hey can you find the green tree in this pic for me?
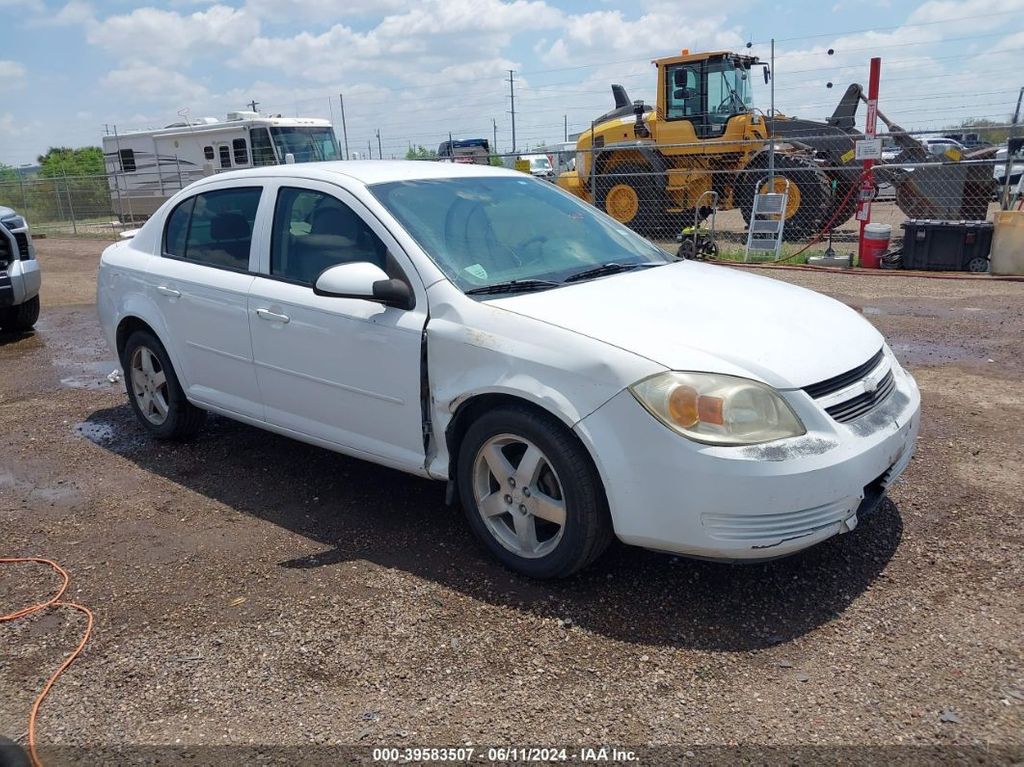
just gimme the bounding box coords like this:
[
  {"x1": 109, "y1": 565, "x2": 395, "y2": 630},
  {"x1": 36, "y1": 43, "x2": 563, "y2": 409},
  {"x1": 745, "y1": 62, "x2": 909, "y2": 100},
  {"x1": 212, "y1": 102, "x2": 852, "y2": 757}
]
[
  {"x1": 36, "y1": 146, "x2": 105, "y2": 178},
  {"x1": 405, "y1": 144, "x2": 437, "y2": 160},
  {"x1": 945, "y1": 118, "x2": 1012, "y2": 145},
  {"x1": 0, "y1": 164, "x2": 17, "y2": 183}
]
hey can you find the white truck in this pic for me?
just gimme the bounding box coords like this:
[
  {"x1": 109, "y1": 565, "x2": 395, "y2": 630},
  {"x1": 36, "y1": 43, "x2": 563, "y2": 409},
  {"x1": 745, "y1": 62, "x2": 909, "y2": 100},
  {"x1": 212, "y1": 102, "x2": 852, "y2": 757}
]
[
  {"x1": 0, "y1": 205, "x2": 40, "y2": 331},
  {"x1": 102, "y1": 112, "x2": 342, "y2": 221}
]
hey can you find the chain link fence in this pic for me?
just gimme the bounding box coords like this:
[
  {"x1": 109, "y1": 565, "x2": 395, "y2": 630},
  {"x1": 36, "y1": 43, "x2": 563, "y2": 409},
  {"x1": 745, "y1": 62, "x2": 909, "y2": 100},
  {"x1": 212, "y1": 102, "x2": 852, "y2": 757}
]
[
  {"x1": 492, "y1": 130, "x2": 1012, "y2": 265},
  {"x1": 1, "y1": 130, "x2": 1016, "y2": 265}
]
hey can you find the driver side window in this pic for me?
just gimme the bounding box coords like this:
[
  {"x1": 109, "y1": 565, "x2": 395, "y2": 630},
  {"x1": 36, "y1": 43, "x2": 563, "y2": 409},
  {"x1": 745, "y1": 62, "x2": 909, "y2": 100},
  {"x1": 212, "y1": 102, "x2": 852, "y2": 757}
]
[
  {"x1": 270, "y1": 187, "x2": 388, "y2": 286},
  {"x1": 665, "y1": 66, "x2": 699, "y2": 121}
]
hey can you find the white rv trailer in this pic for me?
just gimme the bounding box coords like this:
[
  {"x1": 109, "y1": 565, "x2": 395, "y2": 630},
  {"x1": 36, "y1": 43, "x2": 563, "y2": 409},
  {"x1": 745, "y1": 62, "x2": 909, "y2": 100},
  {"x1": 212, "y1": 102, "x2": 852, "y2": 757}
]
[{"x1": 102, "y1": 111, "x2": 341, "y2": 220}]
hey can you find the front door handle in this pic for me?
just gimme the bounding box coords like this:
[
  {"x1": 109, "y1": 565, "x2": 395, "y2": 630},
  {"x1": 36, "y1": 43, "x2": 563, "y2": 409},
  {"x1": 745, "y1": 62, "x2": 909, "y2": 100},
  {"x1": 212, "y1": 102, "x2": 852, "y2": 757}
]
[
  {"x1": 156, "y1": 285, "x2": 181, "y2": 298},
  {"x1": 256, "y1": 308, "x2": 290, "y2": 324}
]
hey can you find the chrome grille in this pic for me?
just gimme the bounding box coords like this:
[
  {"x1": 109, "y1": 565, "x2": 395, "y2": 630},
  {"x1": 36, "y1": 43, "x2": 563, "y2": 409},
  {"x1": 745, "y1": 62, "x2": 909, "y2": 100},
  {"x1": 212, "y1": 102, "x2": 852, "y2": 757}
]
[
  {"x1": 825, "y1": 370, "x2": 896, "y2": 423},
  {"x1": 803, "y1": 349, "x2": 884, "y2": 399}
]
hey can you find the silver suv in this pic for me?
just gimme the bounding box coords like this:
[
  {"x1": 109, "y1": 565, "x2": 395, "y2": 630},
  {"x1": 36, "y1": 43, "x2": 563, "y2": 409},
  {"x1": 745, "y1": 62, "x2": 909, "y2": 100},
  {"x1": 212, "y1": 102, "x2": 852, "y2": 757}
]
[{"x1": 0, "y1": 205, "x2": 40, "y2": 332}]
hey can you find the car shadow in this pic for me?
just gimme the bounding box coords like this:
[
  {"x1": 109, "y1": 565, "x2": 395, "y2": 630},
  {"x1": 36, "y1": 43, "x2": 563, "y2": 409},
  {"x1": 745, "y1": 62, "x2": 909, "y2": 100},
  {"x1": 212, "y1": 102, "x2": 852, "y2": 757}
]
[{"x1": 83, "y1": 404, "x2": 903, "y2": 652}]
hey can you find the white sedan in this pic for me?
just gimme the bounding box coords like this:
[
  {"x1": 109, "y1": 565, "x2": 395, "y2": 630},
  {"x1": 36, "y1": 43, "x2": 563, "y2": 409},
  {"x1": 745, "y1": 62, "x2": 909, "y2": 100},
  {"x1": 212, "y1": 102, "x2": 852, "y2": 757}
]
[{"x1": 97, "y1": 161, "x2": 920, "y2": 578}]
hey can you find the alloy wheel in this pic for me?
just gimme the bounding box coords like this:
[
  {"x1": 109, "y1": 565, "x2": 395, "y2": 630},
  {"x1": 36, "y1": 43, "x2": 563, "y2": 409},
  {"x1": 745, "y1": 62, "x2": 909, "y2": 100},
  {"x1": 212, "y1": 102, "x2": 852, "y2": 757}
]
[
  {"x1": 130, "y1": 346, "x2": 169, "y2": 426},
  {"x1": 471, "y1": 434, "x2": 567, "y2": 559}
]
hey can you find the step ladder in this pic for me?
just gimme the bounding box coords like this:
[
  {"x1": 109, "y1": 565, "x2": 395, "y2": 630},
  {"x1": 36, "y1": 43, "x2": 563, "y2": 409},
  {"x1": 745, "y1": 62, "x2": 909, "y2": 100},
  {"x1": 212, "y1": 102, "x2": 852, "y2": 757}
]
[{"x1": 744, "y1": 177, "x2": 790, "y2": 262}]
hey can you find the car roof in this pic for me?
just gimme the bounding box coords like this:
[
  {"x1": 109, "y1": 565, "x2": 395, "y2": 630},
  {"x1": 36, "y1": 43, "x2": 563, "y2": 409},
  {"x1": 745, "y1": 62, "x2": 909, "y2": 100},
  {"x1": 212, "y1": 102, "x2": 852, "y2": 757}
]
[{"x1": 203, "y1": 160, "x2": 521, "y2": 187}]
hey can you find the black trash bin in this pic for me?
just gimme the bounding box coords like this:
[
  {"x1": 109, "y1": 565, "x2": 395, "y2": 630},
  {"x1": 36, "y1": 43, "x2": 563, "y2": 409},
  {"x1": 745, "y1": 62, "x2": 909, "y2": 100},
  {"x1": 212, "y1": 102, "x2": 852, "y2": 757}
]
[{"x1": 899, "y1": 220, "x2": 994, "y2": 272}]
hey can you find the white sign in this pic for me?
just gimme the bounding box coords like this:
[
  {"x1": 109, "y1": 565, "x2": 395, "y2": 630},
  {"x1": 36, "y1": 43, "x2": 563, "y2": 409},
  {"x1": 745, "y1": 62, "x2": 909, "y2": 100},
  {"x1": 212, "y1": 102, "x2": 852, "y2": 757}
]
[{"x1": 855, "y1": 138, "x2": 883, "y2": 161}]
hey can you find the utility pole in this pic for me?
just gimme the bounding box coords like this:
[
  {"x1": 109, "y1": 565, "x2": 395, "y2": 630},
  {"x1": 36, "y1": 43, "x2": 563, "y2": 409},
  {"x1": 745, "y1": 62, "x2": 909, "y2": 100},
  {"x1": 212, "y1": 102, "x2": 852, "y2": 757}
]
[
  {"x1": 368, "y1": 139, "x2": 372, "y2": 159},
  {"x1": 768, "y1": 38, "x2": 775, "y2": 185},
  {"x1": 508, "y1": 70, "x2": 516, "y2": 153},
  {"x1": 492, "y1": 118, "x2": 497, "y2": 155},
  {"x1": 376, "y1": 129, "x2": 382, "y2": 160},
  {"x1": 247, "y1": 99, "x2": 259, "y2": 113},
  {"x1": 1000, "y1": 86, "x2": 1024, "y2": 209},
  {"x1": 339, "y1": 93, "x2": 350, "y2": 160},
  {"x1": 564, "y1": 114, "x2": 568, "y2": 142}
]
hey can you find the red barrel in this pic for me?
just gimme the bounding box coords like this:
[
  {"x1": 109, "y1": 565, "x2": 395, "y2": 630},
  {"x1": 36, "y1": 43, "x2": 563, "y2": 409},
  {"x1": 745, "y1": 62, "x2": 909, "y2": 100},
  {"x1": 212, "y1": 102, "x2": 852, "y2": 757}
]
[{"x1": 859, "y1": 223, "x2": 891, "y2": 268}]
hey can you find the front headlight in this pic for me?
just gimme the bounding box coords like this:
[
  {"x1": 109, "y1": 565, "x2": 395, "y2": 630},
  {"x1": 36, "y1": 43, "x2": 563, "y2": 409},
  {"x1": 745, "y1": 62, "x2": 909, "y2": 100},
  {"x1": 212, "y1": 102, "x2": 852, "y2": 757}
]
[{"x1": 630, "y1": 371, "x2": 806, "y2": 446}]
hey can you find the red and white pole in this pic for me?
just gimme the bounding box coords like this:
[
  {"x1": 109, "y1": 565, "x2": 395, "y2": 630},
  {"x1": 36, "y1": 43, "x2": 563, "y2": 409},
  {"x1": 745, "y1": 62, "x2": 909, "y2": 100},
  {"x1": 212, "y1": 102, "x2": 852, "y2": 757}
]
[{"x1": 857, "y1": 57, "x2": 881, "y2": 264}]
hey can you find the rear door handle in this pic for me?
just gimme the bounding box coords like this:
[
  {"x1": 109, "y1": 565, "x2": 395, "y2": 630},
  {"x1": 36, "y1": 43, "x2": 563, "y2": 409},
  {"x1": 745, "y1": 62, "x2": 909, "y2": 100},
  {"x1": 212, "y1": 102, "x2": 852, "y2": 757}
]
[
  {"x1": 156, "y1": 285, "x2": 181, "y2": 298},
  {"x1": 256, "y1": 308, "x2": 290, "y2": 324}
]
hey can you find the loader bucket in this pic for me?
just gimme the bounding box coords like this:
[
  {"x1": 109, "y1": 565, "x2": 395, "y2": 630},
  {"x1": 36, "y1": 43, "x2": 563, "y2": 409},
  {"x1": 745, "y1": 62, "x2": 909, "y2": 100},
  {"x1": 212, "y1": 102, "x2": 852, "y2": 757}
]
[{"x1": 888, "y1": 162, "x2": 994, "y2": 222}]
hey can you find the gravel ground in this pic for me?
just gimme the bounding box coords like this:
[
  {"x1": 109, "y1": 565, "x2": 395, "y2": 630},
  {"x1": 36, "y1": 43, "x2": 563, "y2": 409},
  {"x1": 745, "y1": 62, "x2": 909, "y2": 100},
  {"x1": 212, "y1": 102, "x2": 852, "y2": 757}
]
[{"x1": 1, "y1": 239, "x2": 1022, "y2": 764}]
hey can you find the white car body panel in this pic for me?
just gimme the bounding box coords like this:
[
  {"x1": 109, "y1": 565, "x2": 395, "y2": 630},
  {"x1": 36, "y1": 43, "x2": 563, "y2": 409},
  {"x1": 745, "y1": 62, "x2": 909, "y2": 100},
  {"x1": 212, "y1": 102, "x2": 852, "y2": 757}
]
[
  {"x1": 490, "y1": 260, "x2": 882, "y2": 389},
  {"x1": 97, "y1": 160, "x2": 922, "y2": 563}
]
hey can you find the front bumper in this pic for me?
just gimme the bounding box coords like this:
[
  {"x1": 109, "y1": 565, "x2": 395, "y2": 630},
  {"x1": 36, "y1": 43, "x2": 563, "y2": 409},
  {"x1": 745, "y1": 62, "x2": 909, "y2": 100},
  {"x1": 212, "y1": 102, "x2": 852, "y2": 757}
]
[
  {"x1": 0, "y1": 222, "x2": 40, "y2": 308},
  {"x1": 574, "y1": 360, "x2": 921, "y2": 560}
]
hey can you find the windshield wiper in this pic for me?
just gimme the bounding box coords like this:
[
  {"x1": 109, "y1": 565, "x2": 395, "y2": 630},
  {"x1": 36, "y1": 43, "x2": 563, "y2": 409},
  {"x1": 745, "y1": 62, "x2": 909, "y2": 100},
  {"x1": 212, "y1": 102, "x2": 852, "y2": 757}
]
[
  {"x1": 562, "y1": 262, "x2": 660, "y2": 283},
  {"x1": 465, "y1": 279, "x2": 561, "y2": 296}
]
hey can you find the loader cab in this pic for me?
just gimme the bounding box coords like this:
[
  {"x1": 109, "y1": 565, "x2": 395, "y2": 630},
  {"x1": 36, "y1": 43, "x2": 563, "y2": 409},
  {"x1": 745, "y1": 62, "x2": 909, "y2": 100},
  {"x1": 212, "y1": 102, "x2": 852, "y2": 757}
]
[{"x1": 658, "y1": 52, "x2": 758, "y2": 141}]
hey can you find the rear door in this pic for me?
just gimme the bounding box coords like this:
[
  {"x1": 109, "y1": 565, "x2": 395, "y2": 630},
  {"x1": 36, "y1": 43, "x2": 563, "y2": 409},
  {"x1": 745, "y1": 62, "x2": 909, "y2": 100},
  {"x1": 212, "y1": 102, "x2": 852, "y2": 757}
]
[
  {"x1": 149, "y1": 183, "x2": 266, "y2": 419},
  {"x1": 247, "y1": 180, "x2": 428, "y2": 471}
]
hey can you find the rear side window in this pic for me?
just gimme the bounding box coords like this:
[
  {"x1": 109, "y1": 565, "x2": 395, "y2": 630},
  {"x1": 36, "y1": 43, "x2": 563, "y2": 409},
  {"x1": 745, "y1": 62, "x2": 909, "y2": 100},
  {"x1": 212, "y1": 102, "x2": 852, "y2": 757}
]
[
  {"x1": 163, "y1": 197, "x2": 194, "y2": 257},
  {"x1": 203, "y1": 146, "x2": 215, "y2": 161},
  {"x1": 162, "y1": 187, "x2": 261, "y2": 271},
  {"x1": 218, "y1": 145, "x2": 231, "y2": 169}
]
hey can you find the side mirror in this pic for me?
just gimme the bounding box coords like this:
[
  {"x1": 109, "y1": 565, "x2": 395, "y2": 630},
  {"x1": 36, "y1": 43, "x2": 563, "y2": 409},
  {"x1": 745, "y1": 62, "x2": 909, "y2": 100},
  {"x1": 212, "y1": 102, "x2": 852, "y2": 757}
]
[
  {"x1": 313, "y1": 262, "x2": 414, "y2": 310},
  {"x1": 763, "y1": 66, "x2": 771, "y2": 84}
]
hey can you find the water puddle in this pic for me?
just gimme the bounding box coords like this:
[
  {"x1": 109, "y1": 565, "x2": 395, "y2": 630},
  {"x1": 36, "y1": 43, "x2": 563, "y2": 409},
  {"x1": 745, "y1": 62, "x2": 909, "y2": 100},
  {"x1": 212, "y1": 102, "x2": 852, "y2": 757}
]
[{"x1": 60, "y1": 361, "x2": 121, "y2": 390}]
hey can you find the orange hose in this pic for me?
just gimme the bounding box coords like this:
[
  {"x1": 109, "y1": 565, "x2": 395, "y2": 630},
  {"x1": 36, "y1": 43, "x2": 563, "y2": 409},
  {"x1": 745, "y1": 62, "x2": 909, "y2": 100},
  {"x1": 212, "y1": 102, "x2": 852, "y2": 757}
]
[{"x1": 0, "y1": 558, "x2": 94, "y2": 767}]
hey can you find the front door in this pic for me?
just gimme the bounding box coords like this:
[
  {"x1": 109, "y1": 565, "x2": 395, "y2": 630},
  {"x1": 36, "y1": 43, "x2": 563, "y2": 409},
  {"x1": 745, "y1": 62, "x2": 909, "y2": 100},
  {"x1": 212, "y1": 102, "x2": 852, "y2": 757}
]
[{"x1": 247, "y1": 181, "x2": 428, "y2": 471}]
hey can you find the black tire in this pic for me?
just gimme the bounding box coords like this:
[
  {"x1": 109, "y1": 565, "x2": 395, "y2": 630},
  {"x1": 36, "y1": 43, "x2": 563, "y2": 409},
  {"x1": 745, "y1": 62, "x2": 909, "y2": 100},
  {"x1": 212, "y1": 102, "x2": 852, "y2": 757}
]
[
  {"x1": 457, "y1": 404, "x2": 613, "y2": 578},
  {"x1": 595, "y1": 161, "x2": 663, "y2": 236},
  {"x1": 965, "y1": 256, "x2": 989, "y2": 273},
  {"x1": 0, "y1": 295, "x2": 40, "y2": 332},
  {"x1": 677, "y1": 239, "x2": 696, "y2": 260},
  {"x1": 738, "y1": 154, "x2": 831, "y2": 241},
  {"x1": 704, "y1": 241, "x2": 719, "y2": 259},
  {"x1": 122, "y1": 329, "x2": 206, "y2": 440}
]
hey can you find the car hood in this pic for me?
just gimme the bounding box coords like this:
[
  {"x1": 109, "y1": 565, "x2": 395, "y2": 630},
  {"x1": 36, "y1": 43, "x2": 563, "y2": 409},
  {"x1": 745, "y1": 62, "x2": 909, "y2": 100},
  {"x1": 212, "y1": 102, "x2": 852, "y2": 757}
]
[{"x1": 489, "y1": 260, "x2": 883, "y2": 389}]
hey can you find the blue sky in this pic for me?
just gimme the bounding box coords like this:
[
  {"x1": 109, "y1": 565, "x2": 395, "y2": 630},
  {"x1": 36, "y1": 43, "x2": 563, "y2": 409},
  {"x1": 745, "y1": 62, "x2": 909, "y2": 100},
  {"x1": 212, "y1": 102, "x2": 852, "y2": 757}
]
[{"x1": 1, "y1": 0, "x2": 1022, "y2": 165}]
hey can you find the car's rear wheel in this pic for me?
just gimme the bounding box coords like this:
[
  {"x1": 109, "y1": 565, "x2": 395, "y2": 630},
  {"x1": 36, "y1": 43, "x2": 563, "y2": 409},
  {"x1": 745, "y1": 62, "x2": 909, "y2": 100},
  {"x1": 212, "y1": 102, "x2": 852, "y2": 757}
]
[
  {"x1": 457, "y1": 405, "x2": 613, "y2": 578},
  {"x1": 123, "y1": 329, "x2": 205, "y2": 440},
  {"x1": 0, "y1": 295, "x2": 40, "y2": 332}
]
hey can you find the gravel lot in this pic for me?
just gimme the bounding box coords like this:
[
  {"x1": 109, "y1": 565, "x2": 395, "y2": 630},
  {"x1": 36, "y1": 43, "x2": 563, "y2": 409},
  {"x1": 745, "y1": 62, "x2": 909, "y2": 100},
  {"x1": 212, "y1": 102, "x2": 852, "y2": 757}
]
[{"x1": 1, "y1": 238, "x2": 1022, "y2": 763}]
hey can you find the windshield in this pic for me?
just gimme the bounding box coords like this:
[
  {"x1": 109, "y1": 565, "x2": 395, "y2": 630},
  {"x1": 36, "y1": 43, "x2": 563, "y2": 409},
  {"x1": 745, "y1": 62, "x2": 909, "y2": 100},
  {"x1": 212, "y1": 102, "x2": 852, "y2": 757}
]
[
  {"x1": 530, "y1": 157, "x2": 552, "y2": 170},
  {"x1": 370, "y1": 176, "x2": 672, "y2": 292},
  {"x1": 269, "y1": 127, "x2": 341, "y2": 163},
  {"x1": 705, "y1": 59, "x2": 754, "y2": 131}
]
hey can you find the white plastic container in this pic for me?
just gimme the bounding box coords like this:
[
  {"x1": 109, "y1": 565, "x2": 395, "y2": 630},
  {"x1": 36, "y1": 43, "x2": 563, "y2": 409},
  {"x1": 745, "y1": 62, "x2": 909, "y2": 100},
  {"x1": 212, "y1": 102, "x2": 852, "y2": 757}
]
[{"x1": 991, "y1": 211, "x2": 1024, "y2": 275}]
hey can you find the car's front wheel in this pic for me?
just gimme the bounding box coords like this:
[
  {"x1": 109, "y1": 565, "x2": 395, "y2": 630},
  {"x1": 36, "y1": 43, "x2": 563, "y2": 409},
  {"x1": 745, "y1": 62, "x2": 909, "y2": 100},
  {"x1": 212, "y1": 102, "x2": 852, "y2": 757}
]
[
  {"x1": 0, "y1": 295, "x2": 40, "y2": 332},
  {"x1": 122, "y1": 329, "x2": 206, "y2": 440},
  {"x1": 457, "y1": 405, "x2": 613, "y2": 578}
]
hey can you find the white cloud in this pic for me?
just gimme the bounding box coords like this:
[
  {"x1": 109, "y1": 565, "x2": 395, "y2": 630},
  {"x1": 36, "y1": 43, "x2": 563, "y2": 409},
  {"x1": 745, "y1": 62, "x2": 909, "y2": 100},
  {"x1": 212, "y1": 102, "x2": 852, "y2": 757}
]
[
  {"x1": 244, "y1": 0, "x2": 406, "y2": 22},
  {"x1": 0, "y1": 60, "x2": 27, "y2": 92},
  {"x1": 235, "y1": 0, "x2": 562, "y2": 82},
  {"x1": 88, "y1": 4, "x2": 261, "y2": 65},
  {"x1": 44, "y1": 0, "x2": 95, "y2": 26},
  {"x1": 537, "y1": 9, "x2": 743, "y2": 67},
  {"x1": 101, "y1": 65, "x2": 210, "y2": 105}
]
